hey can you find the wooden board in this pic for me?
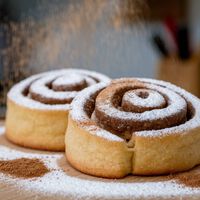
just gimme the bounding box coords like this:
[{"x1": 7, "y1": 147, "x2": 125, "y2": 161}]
[{"x1": 0, "y1": 120, "x2": 200, "y2": 200}]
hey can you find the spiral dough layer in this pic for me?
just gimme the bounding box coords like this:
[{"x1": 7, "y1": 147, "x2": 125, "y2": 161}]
[
  {"x1": 6, "y1": 69, "x2": 110, "y2": 151},
  {"x1": 67, "y1": 78, "x2": 200, "y2": 177},
  {"x1": 8, "y1": 69, "x2": 110, "y2": 110},
  {"x1": 71, "y1": 78, "x2": 199, "y2": 139}
]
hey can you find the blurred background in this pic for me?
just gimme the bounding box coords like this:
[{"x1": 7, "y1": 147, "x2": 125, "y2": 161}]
[{"x1": 0, "y1": 0, "x2": 200, "y2": 118}]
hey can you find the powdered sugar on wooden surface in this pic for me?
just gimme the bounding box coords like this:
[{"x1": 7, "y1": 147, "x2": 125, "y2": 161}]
[
  {"x1": 8, "y1": 69, "x2": 110, "y2": 111},
  {"x1": 0, "y1": 127, "x2": 200, "y2": 200}
]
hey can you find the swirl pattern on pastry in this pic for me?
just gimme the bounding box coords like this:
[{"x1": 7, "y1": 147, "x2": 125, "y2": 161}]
[
  {"x1": 67, "y1": 78, "x2": 200, "y2": 177},
  {"x1": 71, "y1": 78, "x2": 199, "y2": 138},
  {"x1": 8, "y1": 69, "x2": 110, "y2": 110}
]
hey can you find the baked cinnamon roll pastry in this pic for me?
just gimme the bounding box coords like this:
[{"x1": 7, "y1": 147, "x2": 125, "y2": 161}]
[
  {"x1": 6, "y1": 69, "x2": 110, "y2": 151},
  {"x1": 66, "y1": 78, "x2": 200, "y2": 178}
]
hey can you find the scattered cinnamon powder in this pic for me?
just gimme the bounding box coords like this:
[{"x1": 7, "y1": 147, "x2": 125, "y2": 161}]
[
  {"x1": 170, "y1": 173, "x2": 200, "y2": 188},
  {"x1": 0, "y1": 158, "x2": 49, "y2": 179}
]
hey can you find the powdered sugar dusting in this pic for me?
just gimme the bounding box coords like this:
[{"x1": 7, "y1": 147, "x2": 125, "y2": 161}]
[
  {"x1": 135, "y1": 78, "x2": 200, "y2": 137},
  {"x1": 52, "y1": 74, "x2": 84, "y2": 87},
  {"x1": 122, "y1": 89, "x2": 166, "y2": 109},
  {"x1": 30, "y1": 75, "x2": 78, "y2": 100},
  {"x1": 8, "y1": 69, "x2": 110, "y2": 111},
  {"x1": 96, "y1": 80, "x2": 187, "y2": 124},
  {"x1": 70, "y1": 78, "x2": 200, "y2": 140},
  {"x1": 71, "y1": 82, "x2": 122, "y2": 142},
  {"x1": 0, "y1": 127, "x2": 200, "y2": 199}
]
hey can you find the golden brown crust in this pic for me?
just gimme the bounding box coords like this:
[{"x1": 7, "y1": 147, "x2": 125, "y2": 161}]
[
  {"x1": 133, "y1": 128, "x2": 200, "y2": 175},
  {"x1": 6, "y1": 99, "x2": 67, "y2": 151},
  {"x1": 66, "y1": 115, "x2": 200, "y2": 178},
  {"x1": 65, "y1": 116, "x2": 132, "y2": 178}
]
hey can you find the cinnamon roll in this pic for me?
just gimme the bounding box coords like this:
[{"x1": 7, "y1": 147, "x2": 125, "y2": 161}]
[
  {"x1": 6, "y1": 69, "x2": 110, "y2": 151},
  {"x1": 66, "y1": 78, "x2": 200, "y2": 178}
]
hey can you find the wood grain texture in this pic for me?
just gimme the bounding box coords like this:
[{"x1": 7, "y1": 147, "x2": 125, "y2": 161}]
[{"x1": 1, "y1": 120, "x2": 200, "y2": 200}]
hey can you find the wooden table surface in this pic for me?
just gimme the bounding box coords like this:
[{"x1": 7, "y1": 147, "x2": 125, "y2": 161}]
[{"x1": 0, "y1": 120, "x2": 200, "y2": 200}]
